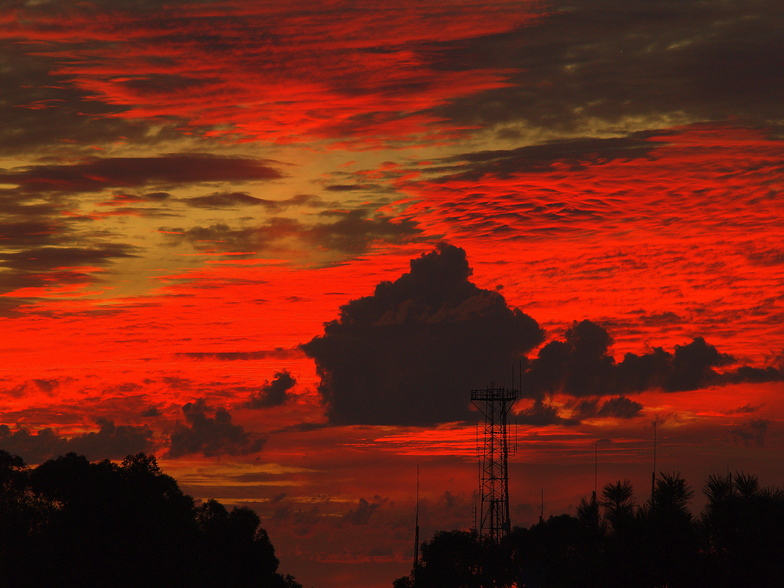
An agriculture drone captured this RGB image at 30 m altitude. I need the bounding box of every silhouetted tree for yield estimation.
[393,470,784,588]
[575,492,604,585]
[643,472,698,587]
[0,451,300,588]
[700,472,784,587]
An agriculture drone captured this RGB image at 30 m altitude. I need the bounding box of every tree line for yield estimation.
[0,450,301,588]
[395,472,784,587]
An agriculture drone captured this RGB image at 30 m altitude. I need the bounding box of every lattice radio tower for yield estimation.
[471,385,518,543]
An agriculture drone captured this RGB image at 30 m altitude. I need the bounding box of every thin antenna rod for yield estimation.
[519,360,523,393]
[651,418,658,502]
[413,465,420,579]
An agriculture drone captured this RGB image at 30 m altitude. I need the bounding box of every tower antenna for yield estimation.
[471,384,518,543]
[651,417,658,503]
[594,439,599,499]
[413,465,420,578]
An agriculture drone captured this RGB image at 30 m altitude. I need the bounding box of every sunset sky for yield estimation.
[2,0,783,586]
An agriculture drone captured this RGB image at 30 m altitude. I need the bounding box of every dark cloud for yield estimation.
[0,418,153,464]
[324,184,368,192]
[161,208,422,255]
[302,243,544,425]
[0,244,136,274]
[523,320,615,398]
[667,336,736,392]
[307,209,423,254]
[245,371,296,409]
[746,248,784,267]
[0,154,282,195]
[424,134,666,181]
[0,41,163,155]
[597,396,644,419]
[731,419,769,448]
[434,0,784,132]
[0,163,146,303]
[343,496,387,525]
[724,366,784,385]
[515,401,569,426]
[523,320,777,398]
[183,192,321,210]
[178,348,298,361]
[167,399,264,458]
[572,396,644,420]
[0,195,137,307]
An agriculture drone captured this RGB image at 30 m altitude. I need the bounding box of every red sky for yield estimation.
[1,1,783,587]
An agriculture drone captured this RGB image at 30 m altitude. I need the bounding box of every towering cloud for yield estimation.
[302,243,544,425]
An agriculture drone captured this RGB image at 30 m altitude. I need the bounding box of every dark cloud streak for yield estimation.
[0,154,282,195]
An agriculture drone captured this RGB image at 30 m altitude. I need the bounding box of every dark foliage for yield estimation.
[396,472,784,588]
[0,450,301,588]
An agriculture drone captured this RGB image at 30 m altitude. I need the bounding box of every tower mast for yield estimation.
[413,465,420,574]
[471,385,518,543]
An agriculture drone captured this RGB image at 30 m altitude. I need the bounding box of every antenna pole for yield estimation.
[413,465,420,584]
[651,418,658,503]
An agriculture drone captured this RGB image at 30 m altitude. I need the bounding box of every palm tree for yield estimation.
[649,471,693,516]
[601,479,636,533]
[646,473,697,588]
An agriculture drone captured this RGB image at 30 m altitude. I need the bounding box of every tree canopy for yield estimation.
[396,471,784,588]
[0,450,301,588]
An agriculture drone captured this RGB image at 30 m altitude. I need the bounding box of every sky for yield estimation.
[1,0,783,586]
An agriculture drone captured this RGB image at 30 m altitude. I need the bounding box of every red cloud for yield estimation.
[2,0,545,146]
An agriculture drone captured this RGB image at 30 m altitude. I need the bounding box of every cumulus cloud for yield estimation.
[522,320,779,399]
[167,399,264,458]
[0,418,153,464]
[302,243,544,425]
[245,371,297,409]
